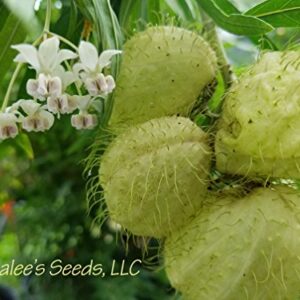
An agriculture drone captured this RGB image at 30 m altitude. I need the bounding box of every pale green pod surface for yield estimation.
[165,186,300,300]
[109,26,217,131]
[216,51,300,178]
[100,116,211,238]
[251,51,300,73]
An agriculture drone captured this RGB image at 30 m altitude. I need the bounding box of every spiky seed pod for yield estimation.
[99,116,211,238]
[109,26,217,132]
[165,186,300,300]
[251,51,300,73]
[215,51,300,179]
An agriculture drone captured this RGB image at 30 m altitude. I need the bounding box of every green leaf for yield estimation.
[213,0,277,50]
[91,0,123,76]
[15,134,34,160]
[213,0,240,14]
[198,0,274,35]
[245,0,300,27]
[119,0,137,28]
[0,6,26,83]
[3,0,41,37]
[119,0,161,33]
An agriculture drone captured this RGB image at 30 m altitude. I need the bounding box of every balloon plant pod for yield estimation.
[109,26,217,132]
[215,51,300,179]
[99,116,211,238]
[165,186,300,300]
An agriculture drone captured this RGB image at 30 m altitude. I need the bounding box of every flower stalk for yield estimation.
[44,0,52,33]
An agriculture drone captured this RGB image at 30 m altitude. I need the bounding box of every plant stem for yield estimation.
[1,64,23,112]
[44,0,52,32]
[200,11,235,90]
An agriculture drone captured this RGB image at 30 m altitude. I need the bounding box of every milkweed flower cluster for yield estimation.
[0,37,121,141]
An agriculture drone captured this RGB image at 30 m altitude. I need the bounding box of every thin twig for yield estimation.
[201,11,236,90]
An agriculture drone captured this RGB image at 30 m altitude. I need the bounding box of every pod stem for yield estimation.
[200,11,236,90]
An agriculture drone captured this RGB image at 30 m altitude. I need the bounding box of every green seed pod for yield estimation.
[100,116,211,238]
[165,186,300,300]
[109,26,217,132]
[251,51,300,73]
[215,51,300,179]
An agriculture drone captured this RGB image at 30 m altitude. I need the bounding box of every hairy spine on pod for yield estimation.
[99,116,212,238]
[109,26,217,132]
[165,186,300,300]
[215,51,300,179]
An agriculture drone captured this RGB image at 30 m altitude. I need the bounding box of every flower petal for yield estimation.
[72,95,92,111]
[61,71,76,89]
[0,112,18,125]
[71,113,97,130]
[57,49,77,65]
[26,79,39,98]
[48,77,62,97]
[85,78,99,96]
[12,44,40,70]
[104,75,116,93]
[98,49,122,70]
[0,120,18,140]
[38,109,55,130]
[78,41,98,72]
[38,37,60,73]
[18,100,41,116]
[36,73,49,99]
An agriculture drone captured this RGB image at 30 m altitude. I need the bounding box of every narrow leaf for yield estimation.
[91,0,123,75]
[245,0,300,27]
[198,0,274,35]
[15,133,34,160]
[0,7,26,83]
[214,0,240,14]
[165,0,196,21]
[119,0,137,28]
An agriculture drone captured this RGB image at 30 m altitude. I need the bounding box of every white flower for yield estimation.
[71,113,97,130]
[0,112,18,140]
[17,100,55,132]
[27,73,62,100]
[73,41,121,96]
[47,94,77,115]
[69,95,98,130]
[12,37,77,75]
[75,41,121,75]
[85,74,116,96]
[27,67,76,102]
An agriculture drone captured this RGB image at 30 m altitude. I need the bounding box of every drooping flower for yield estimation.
[16,100,55,132]
[85,74,116,96]
[26,73,62,100]
[70,95,98,130]
[73,41,121,96]
[47,94,77,115]
[71,113,97,130]
[12,37,77,75]
[46,70,77,115]
[0,112,19,140]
